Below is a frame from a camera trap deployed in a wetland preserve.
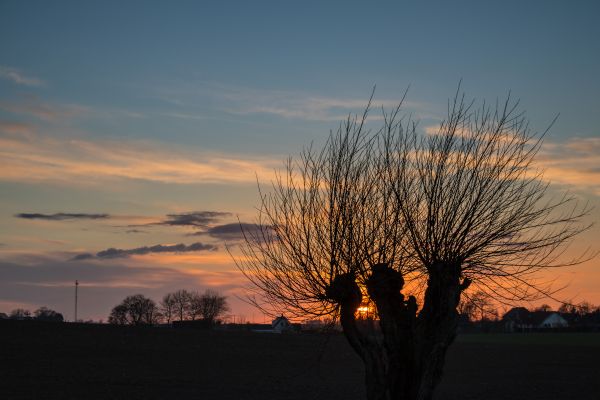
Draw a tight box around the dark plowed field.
[1,321,599,399]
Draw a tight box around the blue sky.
[1,1,599,321]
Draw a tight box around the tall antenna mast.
[74,280,79,322]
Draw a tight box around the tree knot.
[325,273,362,309]
[459,277,471,291]
[366,263,405,302]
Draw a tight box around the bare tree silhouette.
[457,291,496,322]
[236,89,591,400]
[189,290,230,323]
[160,293,177,324]
[9,308,31,320]
[108,294,159,325]
[34,307,64,322]
[159,289,229,323]
[171,289,193,322]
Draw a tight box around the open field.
[1,321,599,399]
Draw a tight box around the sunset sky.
[1,1,599,322]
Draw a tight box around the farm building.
[272,315,292,333]
[503,308,569,332]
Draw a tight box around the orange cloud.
[0,134,280,186]
[537,137,600,196]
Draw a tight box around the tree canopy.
[236,90,590,400]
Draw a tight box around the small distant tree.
[558,302,577,314]
[188,292,203,320]
[160,293,177,323]
[163,289,229,323]
[458,292,496,322]
[171,289,193,321]
[575,301,593,315]
[108,304,128,325]
[9,308,31,320]
[34,307,64,322]
[108,294,159,325]
[535,304,552,312]
[196,290,230,323]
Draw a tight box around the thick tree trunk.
[328,273,389,400]
[329,263,467,400]
[411,262,463,400]
[365,262,465,400]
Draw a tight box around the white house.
[272,315,292,333]
[538,313,568,328]
[503,308,569,331]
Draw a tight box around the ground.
[1,321,599,399]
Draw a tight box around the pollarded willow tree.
[236,90,591,400]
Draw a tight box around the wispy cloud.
[0,66,45,87]
[0,95,87,122]
[16,212,110,221]
[419,126,600,198]
[157,82,423,122]
[72,242,217,260]
[0,133,280,186]
[224,89,415,121]
[538,137,600,196]
[0,120,35,137]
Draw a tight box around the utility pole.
[74,280,79,322]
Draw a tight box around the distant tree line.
[454,296,600,333]
[457,292,600,324]
[108,289,229,326]
[0,307,64,322]
[556,301,600,328]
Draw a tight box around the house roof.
[503,307,568,326]
[503,307,529,322]
[272,315,290,326]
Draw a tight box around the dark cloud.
[73,242,217,260]
[16,213,110,221]
[159,211,231,227]
[193,222,275,242]
[72,253,94,260]
[125,229,147,234]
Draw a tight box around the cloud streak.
[0,132,280,186]
[192,222,274,242]
[0,66,45,87]
[158,82,423,122]
[159,211,231,227]
[225,90,415,121]
[73,242,217,260]
[538,137,600,196]
[16,212,110,221]
[0,96,88,122]
[415,127,600,199]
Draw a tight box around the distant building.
[503,307,568,332]
[534,312,568,329]
[250,315,294,334]
[272,315,292,333]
